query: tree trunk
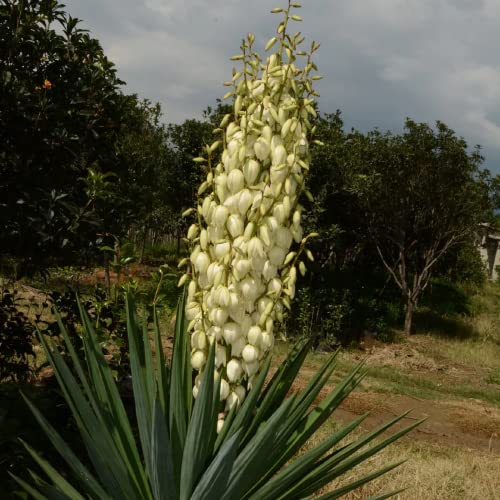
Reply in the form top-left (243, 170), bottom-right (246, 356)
top-left (404, 299), bottom-right (415, 335)
top-left (139, 227), bottom-right (147, 264)
top-left (103, 252), bottom-right (111, 298)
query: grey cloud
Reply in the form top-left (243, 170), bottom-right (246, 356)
top-left (65, 0), bottom-right (500, 172)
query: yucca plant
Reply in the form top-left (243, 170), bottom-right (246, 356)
top-left (12, 292), bottom-right (422, 499)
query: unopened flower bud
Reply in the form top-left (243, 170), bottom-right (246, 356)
top-left (220, 379), bottom-right (230, 401)
top-left (187, 224), bottom-right (198, 240)
top-left (217, 418), bottom-right (225, 433)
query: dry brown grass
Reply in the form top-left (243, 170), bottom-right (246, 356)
top-left (302, 419), bottom-right (500, 500)
top-left (280, 288), bottom-right (500, 500)
top-left (336, 441), bottom-right (500, 499)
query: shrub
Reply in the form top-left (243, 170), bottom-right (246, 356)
top-left (0, 286), bottom-right (37, 382)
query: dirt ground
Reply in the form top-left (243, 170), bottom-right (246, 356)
top-left (289, 337), bottom-right (500, 499)
top-left (335, 391), bottom-right (500, 453)
top-left (291, 337), bottom-right (500, 455)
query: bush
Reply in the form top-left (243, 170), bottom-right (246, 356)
top-left (142, 243), bottom-right (181, 266)
top-left (0, 286), bottom-right (37, 382)
top-left (437, 240), bottom-right (486, 289)
top-left (0, 282), bottom-right (132, 383)
top-left (286, 280), bottom-right (398, 348)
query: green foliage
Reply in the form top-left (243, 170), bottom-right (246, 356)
top-left (419, 278), bottom-right (473, 317)
top-left (299, 113), bottom-right (497, 340)
top-left (436, 240), bottom-right (486, 289)
top-left (46, 288), bottom-right (130, 377)
top-left (0, 1), bottom-right (178, 274)
top-left (0, 285), bottom-right (37, 382)
top-left (0, 282), bottom-right (132, 383)
top-left (14, 292), bottom-right (422, 499)
top-left (352, 120), bottom-right (493, 333)
top-left (142, 243), bottom-right (182, 267)
top-left (0, 0), bottom-right (127, 271)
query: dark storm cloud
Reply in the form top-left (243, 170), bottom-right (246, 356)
top-left (65, 0), bottom-right (500, 172)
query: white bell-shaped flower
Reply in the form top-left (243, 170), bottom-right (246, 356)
top-left (194, 252), bottom-right (210, 274)
top-left (227, 168), bottom-right (245, 194)
top-left (243, 159), bottom-right (260, 184)
top-left (233, 384), bottom-right (246, 404)
top-left (222, 322), bottom-right (241, 344)
top-left (191, 350), bottom-right (206, 370)
top-left (215, 343), bottom-right (227, 367)
top-left (213, 205), bottom-right (229, 227)
top-left (254, 137), bottom-right (270, 161)
top-left (211, 307), bottom-right (228, 326)
top-left (238, 189), bottom-right (253, 215)
top-left (226, 358), bottom-right (243, 382)
top-left (231, 336), bottom-right (246, 357)
top-left (242, 344), bottom-right (259, 363)
top-left (214, 241), bottom-right (231, 260)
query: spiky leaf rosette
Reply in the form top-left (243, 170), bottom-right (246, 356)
top-left (13, 292), bottom-right (422, 499)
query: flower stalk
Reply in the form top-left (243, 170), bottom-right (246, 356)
top-left (179, 0), bottom-right (321, 412)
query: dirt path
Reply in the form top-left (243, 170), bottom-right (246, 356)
top-left (334, 391), bottom-right (500, 454)
top-left (286, 334), bottom-right (500, 456)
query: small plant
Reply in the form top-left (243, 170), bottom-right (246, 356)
top-left (0, 285), bottom-right (37, 382)
top-left (43, 288), bottom-right (130, 379)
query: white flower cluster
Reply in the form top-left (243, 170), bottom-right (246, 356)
top-left (179, 3), bottom-right (321, 417)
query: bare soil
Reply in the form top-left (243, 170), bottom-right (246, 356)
top-left (291, 336), bottom-right (500, 456)
top-left (335, 392), bottom-right (500, 454)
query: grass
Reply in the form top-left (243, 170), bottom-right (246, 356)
top-left (310, 421), bottom-right (500, 499)
top-left (279, 282), bottom-right (500, 499)
top-left (365, 365), bottom-right (500, 406)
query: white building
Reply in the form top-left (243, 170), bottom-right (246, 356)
top-left (478, 223), bottom-right (500, 281)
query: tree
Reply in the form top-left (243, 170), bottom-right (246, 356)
top-left (353, 119), bottom-right (491, 334)
top-left (0, 0), bottom-right (129, 273)
top-left (114, 99), bottom-right (171, 260)
top-left (163, 116), bottom-right (214, 253)
top-left (287, 112), bottom-right (398, 345)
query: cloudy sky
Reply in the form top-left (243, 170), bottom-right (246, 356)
top-left (65, 0), bottom-right (500, 173)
